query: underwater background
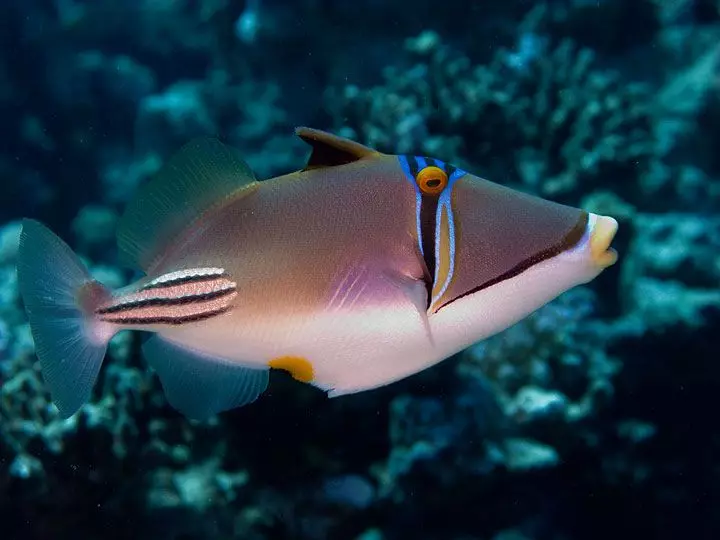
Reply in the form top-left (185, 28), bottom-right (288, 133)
top-left (1, 0), bottom-right (719, 538)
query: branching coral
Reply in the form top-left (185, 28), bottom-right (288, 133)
top-left (132, 74), bottom-right (302, 185)
top-left (327, 12), bottom-right (656, 206)
top-left (1, 1), bottom-right (719, 538)
top-left (0, 220), bottom-right (251, 537)
top-left (620, 213), bottom-right (720, 329)
top-left (463, 288), bottom-right (621, 427)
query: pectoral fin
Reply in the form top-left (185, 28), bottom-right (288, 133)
top-left (327, 264), bottom-right (427, 315)
top-left (326, 263), bottom-right (433, 343)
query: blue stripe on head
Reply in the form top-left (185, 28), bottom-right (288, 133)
top-left (431, 190), bottom-right (457, 307)
top-left (398, 155), bottom-right (413, 183)
top-left (429, 170), bottom-right (465, 307)
top-left (414, 191), bottom-right (423, 256)
top-left (397, 155), bottom-right (468, 268)
top-left (397, 155), bottom-right (425, 257)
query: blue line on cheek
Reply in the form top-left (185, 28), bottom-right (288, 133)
top-left (430, 175), bottom-right (461, 306)
top-left (415, 190), bottom-right (424, 257)
top-left (397, 155), bottom-right (424, 257)
top-left (416, 156), bottom-right (428, 169)
top-left (398, 155), bottom-right (412, 180)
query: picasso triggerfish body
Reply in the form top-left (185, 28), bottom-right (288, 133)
top-left (17, 128), bottom-right (619, 420)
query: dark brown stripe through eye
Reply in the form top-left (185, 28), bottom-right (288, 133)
top-left (95, 288), bottom-right (235, 315)
top-left (407, 156), bottom-right (420, 177)
top-left (435, 211), bottom-right (590, 312)
top-left (415, 157), bottom-right (448, 308)
top-left (420, 194), bottom-right (438, 305)
top-left (403, 154), bottom-right (461, 308)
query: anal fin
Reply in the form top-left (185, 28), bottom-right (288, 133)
top-left (143, 337), bottom-right (268, 420)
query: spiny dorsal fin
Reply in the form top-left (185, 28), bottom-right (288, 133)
top-left (117, 138), bottom-right (258, 272)
top-left (296, 127), bottom-right (380, 171)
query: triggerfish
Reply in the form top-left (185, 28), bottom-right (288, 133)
top-left (17, 128), bottom-right (619, 420)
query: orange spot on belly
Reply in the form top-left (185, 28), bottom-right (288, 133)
top-left (268, 355), bottom-right (314, 383)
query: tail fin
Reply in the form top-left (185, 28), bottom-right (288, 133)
top-left (16, 219), bottom-right (116, 418)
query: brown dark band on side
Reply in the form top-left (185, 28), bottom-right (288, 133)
top-left (107, 307), bottom-right (230, 326)
top-left (95, 288), bottom-right (235, 315)
top-left (435, 211), bottom-right (589, 312)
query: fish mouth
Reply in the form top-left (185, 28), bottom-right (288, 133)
top-left (589, 215), bottom-right (619, 268)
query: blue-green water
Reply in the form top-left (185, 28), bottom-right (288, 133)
top-left (1, 1), bottom-right (719, 539)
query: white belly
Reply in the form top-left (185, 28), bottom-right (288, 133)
top-left (159, 301), bottom-right (438, 396)
top-left (158, 249), bottom-right (601, 396)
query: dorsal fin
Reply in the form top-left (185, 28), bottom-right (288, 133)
top-left (295, 127), bottom-right (380, 171)
top-left (117, 138), bottom-right (258, 272)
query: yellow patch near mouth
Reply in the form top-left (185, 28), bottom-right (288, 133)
top-left (268, 355), bottom-right (314, 383)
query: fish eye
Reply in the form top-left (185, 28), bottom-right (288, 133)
top-left (416, 166), bottom-right (448, 195)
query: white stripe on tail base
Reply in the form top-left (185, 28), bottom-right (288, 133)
top-left (95, 268), bottom-right (237, 325)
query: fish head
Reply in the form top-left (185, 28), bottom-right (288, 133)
top-left (396, 154), bottom-right (618, 313)
top-left (292, 128), bottom-right (618, 316)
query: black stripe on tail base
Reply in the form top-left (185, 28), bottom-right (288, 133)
top-left (96, 267), bottom-right (238, 326)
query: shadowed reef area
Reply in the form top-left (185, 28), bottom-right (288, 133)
top-left (1, 1), bottom-right (720, 539)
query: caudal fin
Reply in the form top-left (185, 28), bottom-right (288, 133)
top-left (16, 219), bottom-right (116, 418)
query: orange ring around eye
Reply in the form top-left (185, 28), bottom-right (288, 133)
top-left (416, 166), bottom-right (448, 195)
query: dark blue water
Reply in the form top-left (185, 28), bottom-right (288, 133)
top-left (1, 1), bottom-right (719, 539)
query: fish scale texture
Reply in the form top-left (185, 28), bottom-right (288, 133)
top-left (1, 0), bottom-right (720, 539)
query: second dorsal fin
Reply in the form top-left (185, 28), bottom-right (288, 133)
top-left (117, 138), bottom-right (258, 272)
top-left (295, 127), bottom-right (380, 171)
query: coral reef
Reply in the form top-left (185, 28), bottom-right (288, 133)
top-left (1, 0), bottom-right (719, 539)
top-left (326, 11), bottom-right (656, 208)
